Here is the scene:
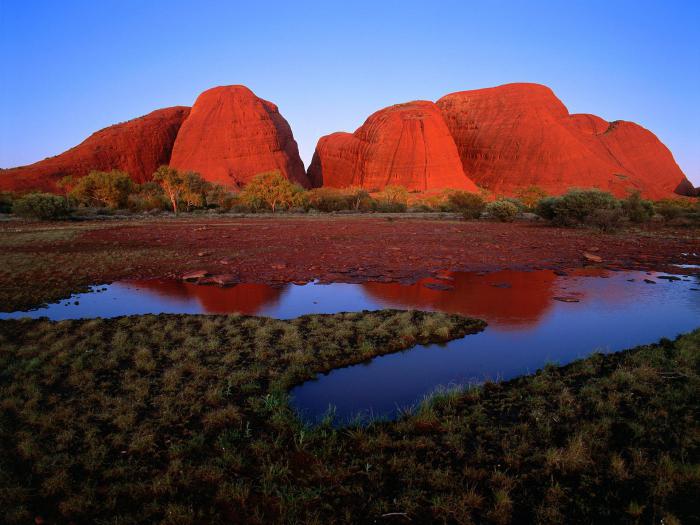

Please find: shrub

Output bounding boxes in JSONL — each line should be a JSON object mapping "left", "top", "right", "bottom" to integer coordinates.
{"left": 536, "top": 196, "right": 559, "bottom": 220}
{"left": 516, "top": 185, "right": 548, "bottom": 209}
{"left": 69, "top": 170, "right": 135, "bottom": 208}
{"left": 654, "top": 198, "right": 696, "bottom": 221}
{"left": 447, "top": 191, "right": 485, "bottom": 218}
{"left": 486, "top": 200, "right": 519, "bottom": 222}
{"left": 152, "top": 166, "right": 184, "bottom": 213}
{"left": 549, "top": 189, "right": 620, "bottom": 227}
{"left": 180, "top": 171, "right": 210, "bottom": 211}
{"left": 586, "top": 208, "right": 625, "bottom": 232}
{"left": 12, "top": 193, "right": 71, "bottom": 220}
{"left": 127, "top": 182, "right": 169, "bottom": 212}
{"left": 346, "top": 187, "right": 372, "bottom": 211}
{"left": 376, "top": 185, "right": 408, "bottom": 212}
{"left": 305, "top": 188, "right": 353, "bottom": 212}
{"left": 622, "top": 191, "right": 654, "bottom": 223}
{"left": 205, "top": 184, "right": 237, "bottom": 211}
{"left": 239, "top": 171, "right": 305, "bottom": 212}
{"left": 0, "top": 192, "right": 13, "bottom": 214}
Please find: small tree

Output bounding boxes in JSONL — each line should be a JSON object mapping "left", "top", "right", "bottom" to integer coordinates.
{"left": 516, "top": 185, "right": 548, "bottom": 209}
{"left": 347, "top": 186, "right": 370, "bottom": 211}
{"left": 622, "top": 190, "right": 654, "bottom": 223}
{"left": 69, "top": 170, "right": 134, "bottom": 208}
{"left": 239, "top": 171, "right": 304, "bottom": 212}
{"left": 180, "top": 171, "right": 210, "bottom": 211}
{"left": 153, "top": 166, "right": 184, "bottom": 214}
{"left": 447, "top": 191, "right": 485, "bottom": 218}
{"left": 57, "top": 175, "right": 77, "bottom": 197}
{"left": 486, "top": 200, "right": 519, "bottom": 222}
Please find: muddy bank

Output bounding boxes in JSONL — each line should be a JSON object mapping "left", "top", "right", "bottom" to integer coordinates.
{"left": 1, "top": 215, "right": 699, "bottom": 310}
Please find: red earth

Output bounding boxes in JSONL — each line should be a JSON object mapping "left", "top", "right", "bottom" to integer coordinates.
{"left": 73, "top": 217, "right": 700, "bottom": 284}
{"left": 307, "top": 101, "right": 477, "bottom": 192}
{"left": 437, "top": 83, "right": 694, "bottom": 199}
{"left": 170, "top": 85, "right": 309, "bottom": 188}
{"left": 0, "top": 107, "right": 190, "bottom": 192}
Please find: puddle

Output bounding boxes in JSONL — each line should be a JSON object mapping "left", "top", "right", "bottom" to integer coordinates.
{"left": 2, "top": 268, "right": 699, "bottom": 424}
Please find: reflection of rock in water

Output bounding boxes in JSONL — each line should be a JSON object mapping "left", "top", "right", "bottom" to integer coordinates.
{"left": 362, "top": 270, "right": 558, "bottom": 329}
{"left": 124, "top": 280, "right": 286, "bottom": 315}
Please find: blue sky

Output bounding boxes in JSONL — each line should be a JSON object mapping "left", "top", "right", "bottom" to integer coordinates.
{"left": 1, "top": 0, "right": 699, "bottom": 185}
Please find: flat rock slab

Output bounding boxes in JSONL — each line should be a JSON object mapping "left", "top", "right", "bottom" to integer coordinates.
{"left": 182, "top": 270, "right": 210, "bottom": 281}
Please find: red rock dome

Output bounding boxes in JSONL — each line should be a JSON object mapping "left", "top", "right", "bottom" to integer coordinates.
{"left": 436, "top": 83, "right": 693, "bottom": 199}
{"left": 0, "top": 107, "right": 190, "bottom": 192}
{"left": 169, "top": 85, "right": 309, "bottom": 188}
{"left": 307, "top": 101, "right": 477, "bottom": 192}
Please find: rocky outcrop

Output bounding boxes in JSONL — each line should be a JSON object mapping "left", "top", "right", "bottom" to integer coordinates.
{"left": 169, "top": 85, "right": 309, "bottom": 188}
{"left": 307, "top": 101, "right": 477, "bottom": 192}
{"left": 0, "top": 107, "right": 190, "bottom": 192}
{"left": 436, "top": 83, "right": 693, "bottom": 199}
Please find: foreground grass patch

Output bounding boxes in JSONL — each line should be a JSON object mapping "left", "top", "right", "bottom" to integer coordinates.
{"left": 0, "top": 312, "right": 697, "bottom": 524}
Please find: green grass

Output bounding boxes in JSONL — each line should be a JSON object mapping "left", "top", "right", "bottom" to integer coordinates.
{"left": 0, "top": 311, "right": 698, "bottom": 523}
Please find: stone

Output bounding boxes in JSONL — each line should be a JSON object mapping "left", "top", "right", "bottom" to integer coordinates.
{"left": 437, "top": 83, "right": 694, "bottom": 198}
{"left": 308, "top": 101, "right": 478, "bottom": 192}
{"left": 0, "top": 107, "right": 190, "bottom": 192}
{"left": 170, "top": 85, "right": 309, "bottom": 188}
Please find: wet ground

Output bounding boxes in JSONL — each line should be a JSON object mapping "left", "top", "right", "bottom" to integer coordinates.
{"left": 4, "top": 266, "right": 698, "bottom": 423}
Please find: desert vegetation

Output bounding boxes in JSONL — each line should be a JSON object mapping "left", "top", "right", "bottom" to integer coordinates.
{"left": 2, "top": 170, "right": 697, "bottom": 230}
{"left": 1, "top": 311, "right": 697, "bottom": 524}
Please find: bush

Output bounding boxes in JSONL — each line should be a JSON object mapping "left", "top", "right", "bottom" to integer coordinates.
{"left": 0, "top": 192, "right": 13, "bottom": 214}
{"left": 540, "top": 189, "right": 620, "bottom": 227}
{"left": 486, "top": 200, "right": 519, "bottom": 222}
{"left": 535, "top": 196, "right": 559, "bottom": 220}
{"left": 376, "top": 185, "right": 408, "bottom": 212}
{"left": 12, "top": 193, "right": 71, "bottom": 220}
{"left": 239, "top": 171, "right": 305, "bottom": 212}
{"left": 305, "top": 188, "right": 353, "bottom": 212}
{"left": 205, "top": 184, "right": 237, "bottom": 211}
{"left": 127, "top": 182, "right": 169, "bottom": 212}
{"left": 622, "top": 191, "right": 654, "bottom": 223}
{"left": 69, "top": 170, "right": 135, "bottom": 208}
{"left": 516, "top": 185, "right": 548, "bottom": 209}
{"left": 654, "top": 198, "right": 696, "bottom": 221}
{"left": 586, "top": 208, "right": 625, "bottom": 232}
{"left": 448, "top": 191, "right": 485, "bottom": 218}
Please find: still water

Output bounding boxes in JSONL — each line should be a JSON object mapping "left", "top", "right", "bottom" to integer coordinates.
{"left": 2, "top": 268, "right": 698, "bottom": 423}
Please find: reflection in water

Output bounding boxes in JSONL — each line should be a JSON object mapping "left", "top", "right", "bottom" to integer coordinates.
{"left": 2, "top": 268, "right": 698, "bottom": 423}
{"left": 123, "top": 280, "right": 286, "bottom": 315}
{"left": 363, "top": 270, "right": 558, "bottom": 329}
{"left": 291, "top": 269, "right": 700, "bottom": 424}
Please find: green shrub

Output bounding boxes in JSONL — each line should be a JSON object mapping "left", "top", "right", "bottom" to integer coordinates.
{"left": 586, "top": 207, "right": 625, "bottom": 232}
{"left": 69, "top": 170, "right": 135, "bottom": 208}
{"left": 0, "top": 192, "right": 13, "bottom": 213}
{"left": 375, "top": 185, "right": 408, "bottom": 212}
{"left": 536, "top": 196, "right": 559, "bottom": 220}
{"left": 516, "top": 185, "right": 548, "bottom": 209}
{"left": 554, "top": 189, "right": 619, "bottom": 226}
{"left": 305, "top": 188, "right": 353, "bottom": 212}
{"left": 654, "top": 198, "right": 696, "bottom": 221}
{"left": 127, "top": 182, "right": 169, "bottom": 212}
{"left": 486, "top": 200, "right": 519, "bottom": 222}
{"left": 622, "top": 191, "right": 654, "bottom": 223}
{"left": 12, "top": 193, "right": 71, "bottom": 220}
{"left": 239, "top": 171, "right": 305, "bottom": 212}
{"left": 448, "top": 191, "right": 485, "bottom": 218}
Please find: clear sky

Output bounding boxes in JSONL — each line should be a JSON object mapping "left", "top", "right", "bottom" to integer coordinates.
{"left": 1, "top": 0, "right": 699, "bottom": 185}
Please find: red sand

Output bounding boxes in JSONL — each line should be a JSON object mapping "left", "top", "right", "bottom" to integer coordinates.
{"left": 71, "top": 217, "right": 699, "bottom": 284}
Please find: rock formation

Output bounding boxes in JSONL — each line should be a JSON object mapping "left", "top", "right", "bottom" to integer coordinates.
{"left": 307, "top": 101, "right": 478, "bottom": 192}
{"left": 0, "top": 107, "right": 190, "bottom": 192}
{"left": 436, "top": 83, "right": 693, "bottom": 199}
{"left": 169, "top": 85, "right": 309, "bottom": 188}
